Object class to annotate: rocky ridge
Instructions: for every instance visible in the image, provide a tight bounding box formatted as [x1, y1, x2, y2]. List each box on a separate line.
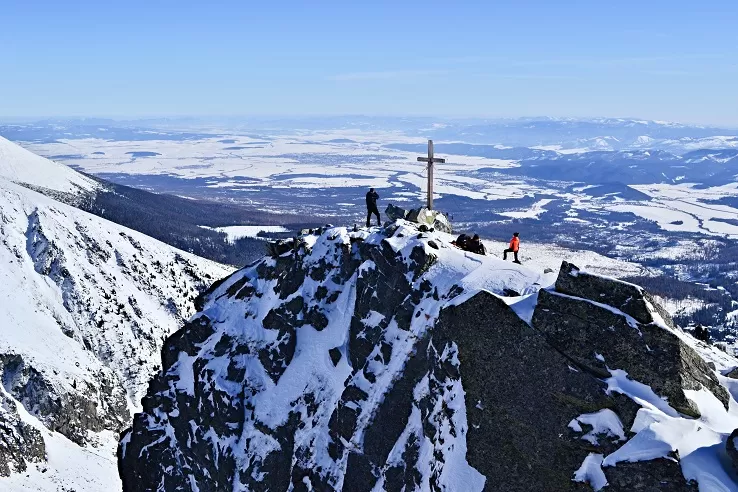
[119, 220, 738, 491]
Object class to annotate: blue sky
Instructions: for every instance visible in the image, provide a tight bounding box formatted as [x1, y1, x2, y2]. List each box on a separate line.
[2, 1, 737, 125]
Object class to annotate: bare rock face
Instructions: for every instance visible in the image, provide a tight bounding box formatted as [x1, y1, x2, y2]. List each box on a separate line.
[118, 229, 722, 491]
[0, 354, 129, 446]
[603, 459, 697, 491]
[0, 394, 45, 477]
[728, 429, 738, 473]
[432, 291, 611, 491]
[554, 261, 657, 324]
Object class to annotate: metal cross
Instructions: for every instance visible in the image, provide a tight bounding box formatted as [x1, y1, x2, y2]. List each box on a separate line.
[417, 139, 445, 210]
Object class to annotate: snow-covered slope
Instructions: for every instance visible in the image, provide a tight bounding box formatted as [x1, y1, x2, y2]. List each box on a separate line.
[0, 176, 233, 490]
[120, 221, 738, 491]
[0, 135, 98, 196]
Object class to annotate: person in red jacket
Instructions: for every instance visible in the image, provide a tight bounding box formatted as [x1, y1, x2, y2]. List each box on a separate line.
[503, 232, 521, 264]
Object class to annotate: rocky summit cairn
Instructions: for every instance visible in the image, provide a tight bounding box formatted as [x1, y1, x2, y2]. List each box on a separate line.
[119, 223, 732, 491]
[385, 204, 452, 233]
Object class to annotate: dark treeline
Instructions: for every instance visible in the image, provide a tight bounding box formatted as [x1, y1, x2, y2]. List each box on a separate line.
[77, 176, 308, 266]
[624, 275, 736, 333]
[622, 276, 729, 304]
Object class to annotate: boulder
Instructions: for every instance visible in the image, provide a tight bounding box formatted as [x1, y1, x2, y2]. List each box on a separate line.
[432, 212, 453, 233]
[604, 459, 697, 491]
[555, 261, 661, 325]
[385, 204, 408, 221]
[536, 263, 729, 417]
[405, 207, 452, 233]
[430, 291, 615, 491]
[266, 238, 295, 257]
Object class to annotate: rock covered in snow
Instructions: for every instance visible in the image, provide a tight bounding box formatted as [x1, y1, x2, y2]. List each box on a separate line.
[384, 204, 453, 233]
[0, 393, 45, 476]
[118, 222, 738, 491]
[406, 207, 453, 233]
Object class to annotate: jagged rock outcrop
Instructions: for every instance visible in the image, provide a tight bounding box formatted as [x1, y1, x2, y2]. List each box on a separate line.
[537, 262, 728, 417]
[0, 354, 128, 446]
[118, 222, 736, 491]
[0, 394, 45, 477]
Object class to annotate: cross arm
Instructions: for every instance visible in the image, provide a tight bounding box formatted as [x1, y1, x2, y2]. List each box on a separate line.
[417, 157, 445, 163]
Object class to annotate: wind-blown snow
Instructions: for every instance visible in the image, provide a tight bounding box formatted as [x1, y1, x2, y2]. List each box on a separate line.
[569, 409, 625, 445]
[573, 453, 608, 491]
[602, 369, 738, 491]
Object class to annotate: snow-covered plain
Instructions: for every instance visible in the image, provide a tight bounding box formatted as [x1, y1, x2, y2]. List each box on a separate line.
[21, 130, 738, 242]
[19, 133, 556, 204]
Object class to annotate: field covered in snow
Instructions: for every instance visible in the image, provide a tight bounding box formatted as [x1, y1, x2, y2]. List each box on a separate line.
[18, 127, 738, 240]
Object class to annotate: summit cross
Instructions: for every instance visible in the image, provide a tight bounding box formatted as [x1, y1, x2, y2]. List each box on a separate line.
[417, 139, 445, 210]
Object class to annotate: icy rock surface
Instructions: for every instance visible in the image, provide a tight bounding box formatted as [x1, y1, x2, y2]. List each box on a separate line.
[119, 222, 738, 491]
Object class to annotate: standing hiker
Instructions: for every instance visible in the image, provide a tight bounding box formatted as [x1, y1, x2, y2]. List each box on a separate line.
[366, 188, 380, 227]
[503, 232, 521, 264]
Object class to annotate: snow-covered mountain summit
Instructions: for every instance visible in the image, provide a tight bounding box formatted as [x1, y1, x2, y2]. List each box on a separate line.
[0, 135, 97, 196]
[119, 220, 738, 491]
[0, 144, 233, 490]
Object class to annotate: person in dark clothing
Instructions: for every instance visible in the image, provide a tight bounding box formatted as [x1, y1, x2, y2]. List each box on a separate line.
[503, 232, 521, 264]
[468, 234, 486, 255]
[453, 234, 470, 250]
[366, 188, 380, 227]
[452, 233, 486, 255]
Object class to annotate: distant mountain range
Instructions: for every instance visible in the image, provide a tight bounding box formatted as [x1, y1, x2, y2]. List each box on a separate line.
[3, 116, 738, 152]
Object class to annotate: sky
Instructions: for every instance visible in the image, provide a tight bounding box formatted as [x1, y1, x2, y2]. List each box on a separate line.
[1, 0, 738, 126]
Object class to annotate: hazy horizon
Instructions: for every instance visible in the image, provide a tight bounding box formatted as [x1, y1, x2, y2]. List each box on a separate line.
[2, 114, 738, 131]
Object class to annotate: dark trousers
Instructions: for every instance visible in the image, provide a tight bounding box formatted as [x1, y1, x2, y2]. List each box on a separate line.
[503, 248, 519, 262]
[366, 206, 380, 227]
